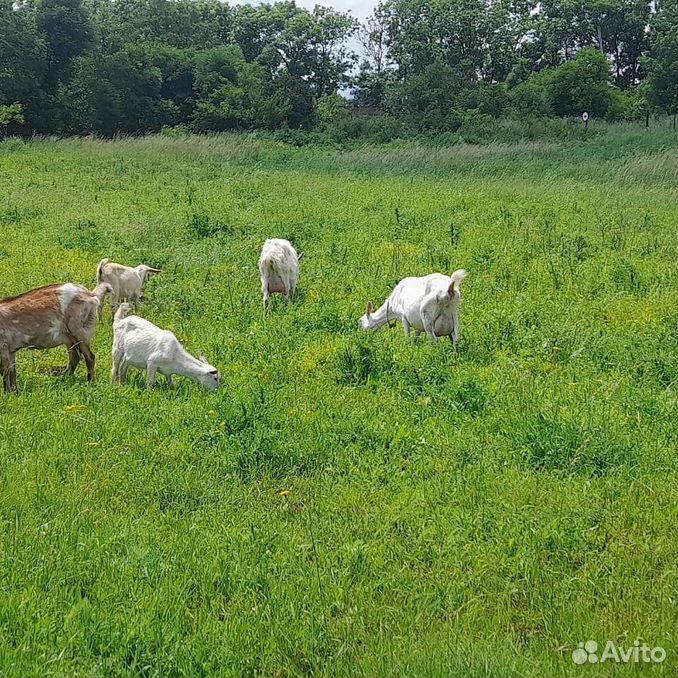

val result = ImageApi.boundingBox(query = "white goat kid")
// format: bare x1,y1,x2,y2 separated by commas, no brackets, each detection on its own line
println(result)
258,239,303,316
96,258,161,314
111,304,219,391
360,270,469,344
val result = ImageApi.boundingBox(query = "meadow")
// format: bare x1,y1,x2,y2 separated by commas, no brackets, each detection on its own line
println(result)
0,123,676,677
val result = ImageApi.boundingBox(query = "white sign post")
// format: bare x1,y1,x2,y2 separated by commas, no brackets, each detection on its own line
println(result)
582,111,589,131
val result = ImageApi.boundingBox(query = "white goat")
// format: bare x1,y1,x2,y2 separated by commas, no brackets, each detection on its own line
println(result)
96,258,161,314
258,239,303,315
359,270,469,343
111,304,219,391
1,282,111,392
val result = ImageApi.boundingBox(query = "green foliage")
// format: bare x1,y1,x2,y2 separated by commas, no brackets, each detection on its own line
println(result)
0,103,25,128
323,113,408,143
546,49,614,117
36,0,93,88
1,0,357,136
2,0,676,136
508,70,555,116
643,0,678,114
191,45,249,131
507,50,632,121
315,92,347,126
57,49,172,135
0,0,48,131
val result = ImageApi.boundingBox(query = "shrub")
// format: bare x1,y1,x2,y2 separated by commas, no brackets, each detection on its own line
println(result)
508,71,553,116
0,103,25,137
324,113,409,143
546,49,614,118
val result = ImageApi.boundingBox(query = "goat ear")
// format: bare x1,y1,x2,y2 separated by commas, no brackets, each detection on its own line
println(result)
297,252,304,262
199,353,208,363
366,302,374,315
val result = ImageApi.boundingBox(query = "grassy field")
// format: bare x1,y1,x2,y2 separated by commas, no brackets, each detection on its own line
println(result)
0,124,676,677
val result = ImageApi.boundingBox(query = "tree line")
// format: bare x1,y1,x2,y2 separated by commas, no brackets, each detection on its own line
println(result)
1,0,676,139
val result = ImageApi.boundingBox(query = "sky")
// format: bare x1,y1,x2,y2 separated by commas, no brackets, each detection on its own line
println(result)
231,0,376,22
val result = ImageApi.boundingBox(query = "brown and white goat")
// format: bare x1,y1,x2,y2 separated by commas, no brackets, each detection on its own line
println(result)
0,282,111,393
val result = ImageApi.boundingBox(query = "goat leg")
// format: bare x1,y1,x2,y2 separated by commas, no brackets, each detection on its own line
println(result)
66,345,81,374
79,344,96,381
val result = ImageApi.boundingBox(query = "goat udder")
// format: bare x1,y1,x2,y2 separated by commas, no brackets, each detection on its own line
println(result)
433,316,453,337
267,274,287,294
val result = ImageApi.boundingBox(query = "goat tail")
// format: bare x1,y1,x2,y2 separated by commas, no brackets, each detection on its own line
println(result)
114,302,131,323
450,269,469,293
96,258,110,284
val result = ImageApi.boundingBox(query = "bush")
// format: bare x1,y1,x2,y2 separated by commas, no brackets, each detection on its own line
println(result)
324,113,409,143
456,83,509,118
0,102,25,137
508,71,553,116
546,49,614,118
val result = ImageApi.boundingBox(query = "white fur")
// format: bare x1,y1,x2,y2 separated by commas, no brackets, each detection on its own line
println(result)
111,304,219,391
257,239,303,315
96,258,161,314
359,270,469,343
58,283,82,314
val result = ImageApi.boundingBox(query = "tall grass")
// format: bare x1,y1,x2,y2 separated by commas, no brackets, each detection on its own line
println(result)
0,124,676,677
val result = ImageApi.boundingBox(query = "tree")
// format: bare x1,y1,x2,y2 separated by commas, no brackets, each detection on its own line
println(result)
385,60,465,130
376,0,488,80
358,6,389,76
36,0,92,88
57,48,172,134
88,0,233,50
191,45,285,131
0,0,667,136
129,44,196,119
546,47,613,116
642,0,677,114
309,5,357,97
0,0,48,130
232,2,356,128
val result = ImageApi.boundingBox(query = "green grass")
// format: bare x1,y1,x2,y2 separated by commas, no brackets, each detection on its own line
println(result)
0,125,676,677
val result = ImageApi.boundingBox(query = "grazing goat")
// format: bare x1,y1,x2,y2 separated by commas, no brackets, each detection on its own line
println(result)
359,270,469,344
111,304,219,391
258,239,303,316
96,258,161,314
0,282,111,392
